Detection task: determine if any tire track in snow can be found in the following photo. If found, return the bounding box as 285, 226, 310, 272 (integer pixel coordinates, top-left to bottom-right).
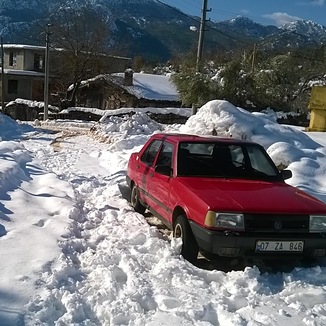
22, 132, 176, 325
23, 133, 114, 324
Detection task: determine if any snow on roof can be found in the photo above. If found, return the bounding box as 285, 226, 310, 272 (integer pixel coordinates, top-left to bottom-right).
59, 107, 107, 116
73, 72, 180, 102
4, 69, 45, 77
3, 44, 131, 62
113, 72, 180, 102
6, 98, 59, 112
3, 44, 45, 51
100, 106, 191, 120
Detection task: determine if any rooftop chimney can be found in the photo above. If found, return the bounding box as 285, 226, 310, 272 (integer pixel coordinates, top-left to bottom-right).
124, 68, 134, 86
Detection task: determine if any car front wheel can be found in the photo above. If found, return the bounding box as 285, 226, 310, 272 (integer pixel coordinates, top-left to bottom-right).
174, 215, 199, 263
130, 184, 146, 214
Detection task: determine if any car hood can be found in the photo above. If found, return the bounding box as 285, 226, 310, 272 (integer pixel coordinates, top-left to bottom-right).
178, 177, 326, 214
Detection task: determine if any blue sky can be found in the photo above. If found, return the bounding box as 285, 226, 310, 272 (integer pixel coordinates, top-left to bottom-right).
161, 0, 326, 26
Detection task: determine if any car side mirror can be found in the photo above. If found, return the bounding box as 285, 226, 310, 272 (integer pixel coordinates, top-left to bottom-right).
155, 165, 172, 177
281, 169, 292, 180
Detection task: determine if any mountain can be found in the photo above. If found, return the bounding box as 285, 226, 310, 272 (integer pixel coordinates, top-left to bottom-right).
283, 20, 326, 42
217, 16, 279, 39
1, 0, 326, 61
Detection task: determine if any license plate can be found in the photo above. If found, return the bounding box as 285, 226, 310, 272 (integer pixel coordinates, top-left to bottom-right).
255, 240, 304, 252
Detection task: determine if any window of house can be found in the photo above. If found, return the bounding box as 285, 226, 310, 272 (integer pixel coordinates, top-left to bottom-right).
34, 54, 44, 70
8, 80, 18, 94
9, 52, 17, 67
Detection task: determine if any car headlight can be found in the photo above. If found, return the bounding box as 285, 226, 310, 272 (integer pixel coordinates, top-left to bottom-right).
310, 215, 326, 232
205, 211, 244, 231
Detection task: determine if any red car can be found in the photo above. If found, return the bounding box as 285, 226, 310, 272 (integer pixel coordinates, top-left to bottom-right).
126, 133, 326, 264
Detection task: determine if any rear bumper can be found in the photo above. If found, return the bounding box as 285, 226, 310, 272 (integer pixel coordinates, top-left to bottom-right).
189, 221, 326, 259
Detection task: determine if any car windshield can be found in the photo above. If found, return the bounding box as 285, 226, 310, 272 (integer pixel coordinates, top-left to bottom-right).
177, 141, 280, 180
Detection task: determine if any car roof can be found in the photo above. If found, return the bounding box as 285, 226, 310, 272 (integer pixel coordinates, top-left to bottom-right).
152, 133, 257, 145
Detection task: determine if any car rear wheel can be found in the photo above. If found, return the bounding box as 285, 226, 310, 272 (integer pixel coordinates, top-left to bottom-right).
174, 215, 199, 263
130, 184, 146, 214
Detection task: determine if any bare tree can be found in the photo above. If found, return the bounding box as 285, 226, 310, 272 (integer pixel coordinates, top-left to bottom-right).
48, 1, 110, 108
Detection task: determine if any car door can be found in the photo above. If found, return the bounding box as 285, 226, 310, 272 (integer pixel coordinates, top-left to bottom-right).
146, 141, 175, 223
137, 139, 163, 204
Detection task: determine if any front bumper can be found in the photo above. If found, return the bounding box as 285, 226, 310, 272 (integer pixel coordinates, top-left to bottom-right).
189, 220, 326, 259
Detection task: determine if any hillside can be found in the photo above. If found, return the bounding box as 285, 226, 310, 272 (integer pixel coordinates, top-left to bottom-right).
1, 0, 326, 61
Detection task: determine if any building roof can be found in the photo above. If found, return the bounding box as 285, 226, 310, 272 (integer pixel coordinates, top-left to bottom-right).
4, 69, 45, 77
3, 44, 45, 51
113, 72, 180, 102
78, 72, 180, 102
3, 44, 131, 61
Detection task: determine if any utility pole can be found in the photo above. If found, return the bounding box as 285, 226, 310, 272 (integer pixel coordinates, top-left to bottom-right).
43, 24, 51, 120
196, 0, 209, 71
192, 0, 209, 115
251, 43, 256, 74
1, 36, 5, 113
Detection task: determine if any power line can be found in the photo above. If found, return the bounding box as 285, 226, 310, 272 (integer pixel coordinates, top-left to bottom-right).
155, 0, 201, 24
155, 0, 251, 45
1, 37, 5, 111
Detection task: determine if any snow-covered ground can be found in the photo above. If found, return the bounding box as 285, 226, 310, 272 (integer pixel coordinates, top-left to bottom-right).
1, 100, 326, 325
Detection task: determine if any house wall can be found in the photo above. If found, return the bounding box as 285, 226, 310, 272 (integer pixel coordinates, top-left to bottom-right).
24, 49, 45, 71
106, 93, 136, 109
104, 94, 181, 109
32, 80, 45, 101
1, 46, 56, 105
4, 48, 24, 69
5, 76, 32, 102
3, 47, 45, 71
24, 49, 35, 70
106, 57, 132, 73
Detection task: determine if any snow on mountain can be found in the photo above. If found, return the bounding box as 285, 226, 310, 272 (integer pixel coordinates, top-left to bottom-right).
282, 20, 326, 41
1, 0, 326, 60
218, 16, 279, 39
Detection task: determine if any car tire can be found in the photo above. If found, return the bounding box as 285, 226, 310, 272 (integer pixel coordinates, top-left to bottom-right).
174, 215, 199, 263
130, 184, 146, 214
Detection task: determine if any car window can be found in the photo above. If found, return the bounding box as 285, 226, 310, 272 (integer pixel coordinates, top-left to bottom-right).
180, 142, 213, 155
229, 145, 244, 166
246, 145, 278, 176
140, 140, 162, 166
156, 142, 174, 167
177, 141, 279, 179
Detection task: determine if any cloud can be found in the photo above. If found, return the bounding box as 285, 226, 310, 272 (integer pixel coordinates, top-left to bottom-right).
297, 0, 324, 5
263, 12, 302, 26
241, 9, 250, 15
312, 0, 325, 5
